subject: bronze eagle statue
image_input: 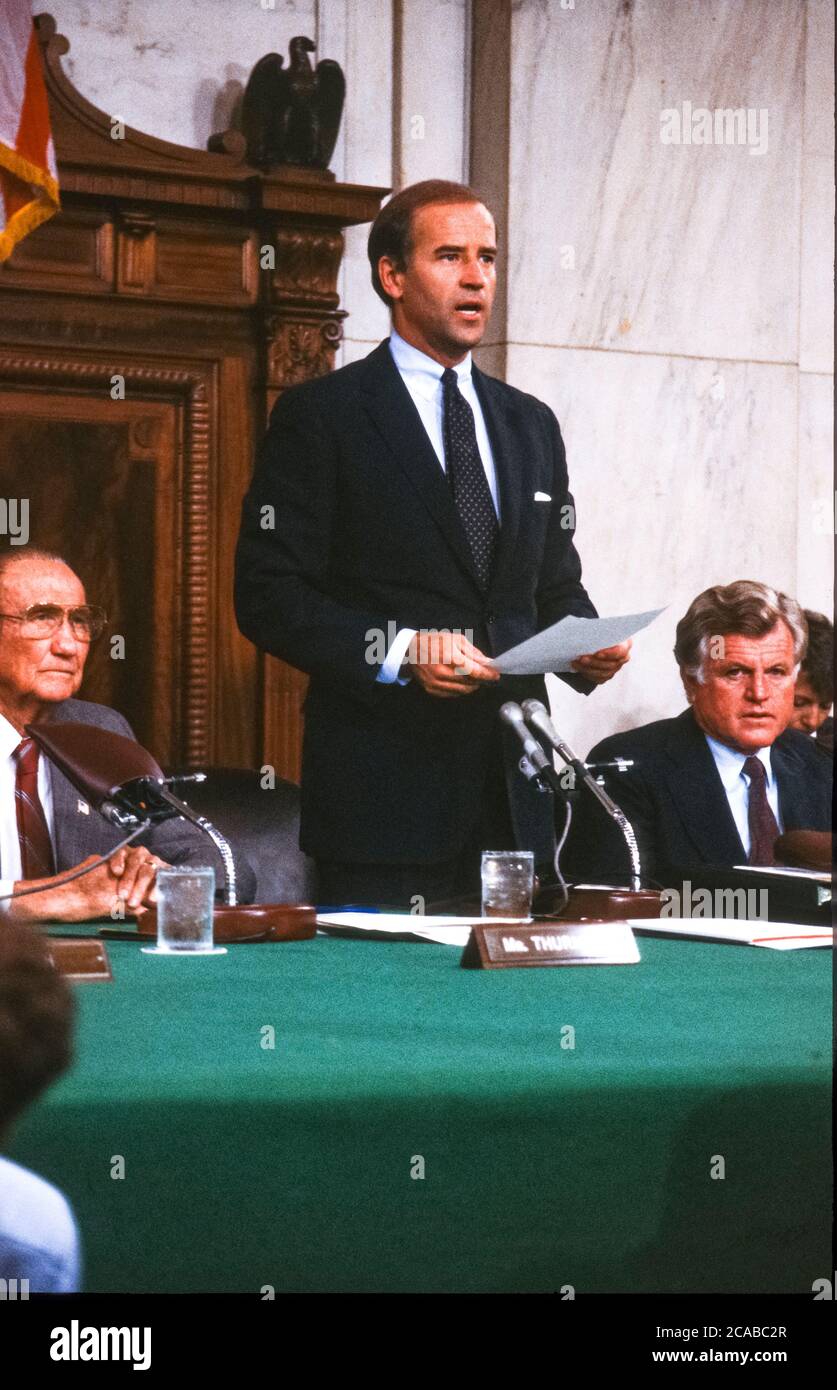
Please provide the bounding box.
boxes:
[241,36,345,171]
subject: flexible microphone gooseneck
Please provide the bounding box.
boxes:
[521,699,642,890]
[108,777,239,906]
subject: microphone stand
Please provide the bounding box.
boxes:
[501,704,579,913]
[22,721,316,944]
[96,778,316,942]
[116,779,239,907]
[521,700,643,891]
[567,768,642,892]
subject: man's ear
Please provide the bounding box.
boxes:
[681,669,697,705]
[378,256,404,303]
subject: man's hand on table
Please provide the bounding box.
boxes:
[571,639,632,684]
[9,847,169,922]
[404,630,501,698]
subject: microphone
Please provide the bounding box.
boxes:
[499,702,570,796]
[499,702,551,777]
[26,722,239,906]
[521,699,642,890]
[521,699,589,783]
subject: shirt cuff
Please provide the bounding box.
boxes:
[0,879,17,912]
[376,627,417,685]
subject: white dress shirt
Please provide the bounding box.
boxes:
[377,329,500,684]
[0,711,56,900]
[704,734,783,859]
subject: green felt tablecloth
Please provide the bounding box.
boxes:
[8,929,832,1293]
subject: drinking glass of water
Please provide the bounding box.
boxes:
[143,866,223,955]
[481,850,535,919]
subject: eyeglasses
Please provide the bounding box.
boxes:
[0,604,108,642]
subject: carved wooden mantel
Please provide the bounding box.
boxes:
[0,14,387,777]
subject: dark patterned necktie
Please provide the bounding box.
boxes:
[14,737,56,879]
[441,367,499,589]
[743,755,779,866]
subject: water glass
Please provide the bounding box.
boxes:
[155,866,217,952]
[481,850,535,919]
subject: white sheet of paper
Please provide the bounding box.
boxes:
[491,608,664,675]
[628,917,833,950]
[316,912,524,946]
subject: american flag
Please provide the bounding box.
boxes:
[0,2,59,262]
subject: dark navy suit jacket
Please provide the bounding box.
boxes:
[564,708,833,886]
[235,339,597,865]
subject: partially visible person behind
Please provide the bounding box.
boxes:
[564,581,832,886]
[0,920,80,1292]
[789,609,833,755]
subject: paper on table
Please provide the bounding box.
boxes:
[491,608,664,675]
[628,917,833,950]
[732,863,832,888]
[317,912,522,946]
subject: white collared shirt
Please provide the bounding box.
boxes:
[704,734,783,859]
[0,710,56,898]
[378,329,500,683]
[387,327,500,512]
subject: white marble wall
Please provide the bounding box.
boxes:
[473,0,834,754]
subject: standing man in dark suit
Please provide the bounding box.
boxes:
[0,548,255,921]
[564,581,832,886]
[235,180,631,907]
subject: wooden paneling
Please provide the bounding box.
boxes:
[116,219,260,305]
[0,15,387,777]
[0,208,113,293]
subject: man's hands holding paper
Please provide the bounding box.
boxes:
[404,630,500,698]
[572,639,632,684]
[403,629,632,697]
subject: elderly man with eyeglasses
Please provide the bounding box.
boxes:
[0,548,254,922]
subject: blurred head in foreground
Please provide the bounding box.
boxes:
[0,922,74,1143]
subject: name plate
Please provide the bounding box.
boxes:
[47,937,113,983]
[461,919,640,969]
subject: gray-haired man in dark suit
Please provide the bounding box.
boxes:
[0,548,254,921]
[564,581,832,886]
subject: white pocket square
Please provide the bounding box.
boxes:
[534,491,552,502]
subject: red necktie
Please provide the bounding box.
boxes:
[743,755,779,866]
[14,737,56,879]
